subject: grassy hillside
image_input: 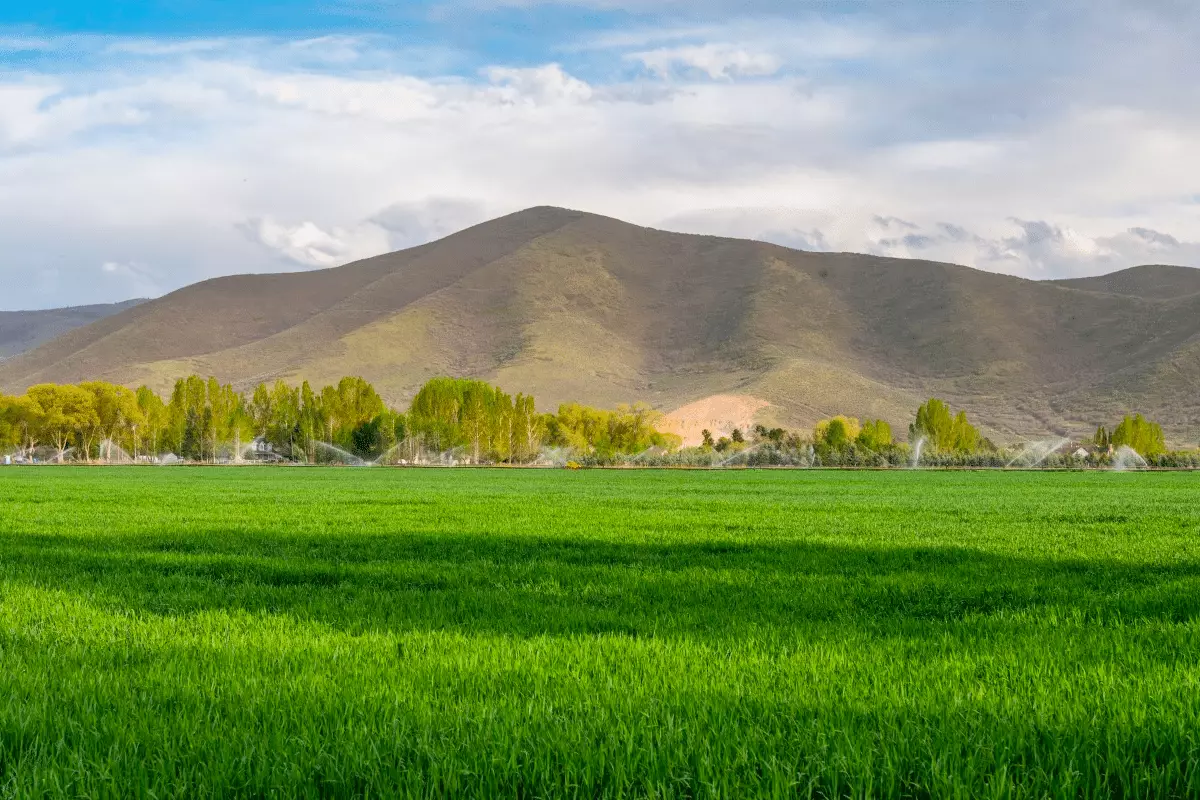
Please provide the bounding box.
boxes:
[2,207,1198,444]
[1052,264,1200,299]
[0,300,144,360]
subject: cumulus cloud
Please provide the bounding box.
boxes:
[238,218,393,268]
[237,198,491,268]
[855,218,1200,279]
[483,64,595,103]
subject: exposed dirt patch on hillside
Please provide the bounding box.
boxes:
[660,395,772,447]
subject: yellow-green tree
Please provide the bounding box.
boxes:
[80,381,143,461]
[910,399,982,453]
[814,416,861,450]
[513,394,543,463]
[551,402,678,456]
[136,386,169,457]
[1111,414,1166,457]
[857,419,893,450]
[3,395,42,457]
[26,384,97,461]
[0,394,23,452]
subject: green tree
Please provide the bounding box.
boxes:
[350,410,405,460]
[0,394,20,452]
[407,378,552,463]
[1111,414,1166,457]
[167,376,213,457]
[461,383,494,463]
[825,418,850,450]
[26,384,97,462]
[550,401,678,457]
[911,399,982,453]
[80,381,143,462]
[0,394,42,457]
[320,376,386,449]
[250,383,274,439]
[513,393,543,463]
[136,386,169,458]
[754,425,786,445]
[181,408,202,461]
[857,419,893,451]
[297,381,323,463]
[268,381,301,460]
[409,377,467,452]
[814,416,860,449]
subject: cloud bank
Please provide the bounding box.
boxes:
[0,1,1198,308]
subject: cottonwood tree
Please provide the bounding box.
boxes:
[857,419,893,451]
[26,384,97,462]
[910,399,983,453]
[136,386,169,458]
[1111,414,1166,457]
[815,416,861,449]
[0,394,42,457]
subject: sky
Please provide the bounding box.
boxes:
[1,0,1198,309]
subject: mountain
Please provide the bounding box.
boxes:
[1,207,1198,445]
[0,300,146,361]
[1051,265,1200,300]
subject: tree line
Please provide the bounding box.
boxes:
[0,377,1183,465]
[670,399,1181,469]
[0,375,681,464]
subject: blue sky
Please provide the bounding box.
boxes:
[1,0,1198,308]
[0,1,625,67]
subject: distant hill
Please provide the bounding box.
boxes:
[0,300,145,360]
[1,208,1198,445]
[1052,265,1200,300]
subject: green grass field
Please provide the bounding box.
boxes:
[1,468,1199,798]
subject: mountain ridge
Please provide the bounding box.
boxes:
[2,207,1198,445]
[0,299,146,361]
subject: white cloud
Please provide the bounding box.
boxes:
[482,64,595,104]
[851,218,1200,279]
[1,7,1199,308]
[103,39,231,56]
[238,218,393,268]
[629,43,782,79]
[0,36,52,52]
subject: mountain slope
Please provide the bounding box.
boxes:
[2,208,1198,445]
[1052,265,1200,300]
[0,300,145,360]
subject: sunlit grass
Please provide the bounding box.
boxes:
[1,467,1198,797]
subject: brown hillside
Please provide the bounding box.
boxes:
[1052,265,1200,300]
[2,207,1198,445]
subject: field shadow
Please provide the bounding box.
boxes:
[3,527,1200,639]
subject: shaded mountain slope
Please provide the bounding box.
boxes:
[2,208,1198,445]
[0,300,146,360]
[1053,265,1200,300]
